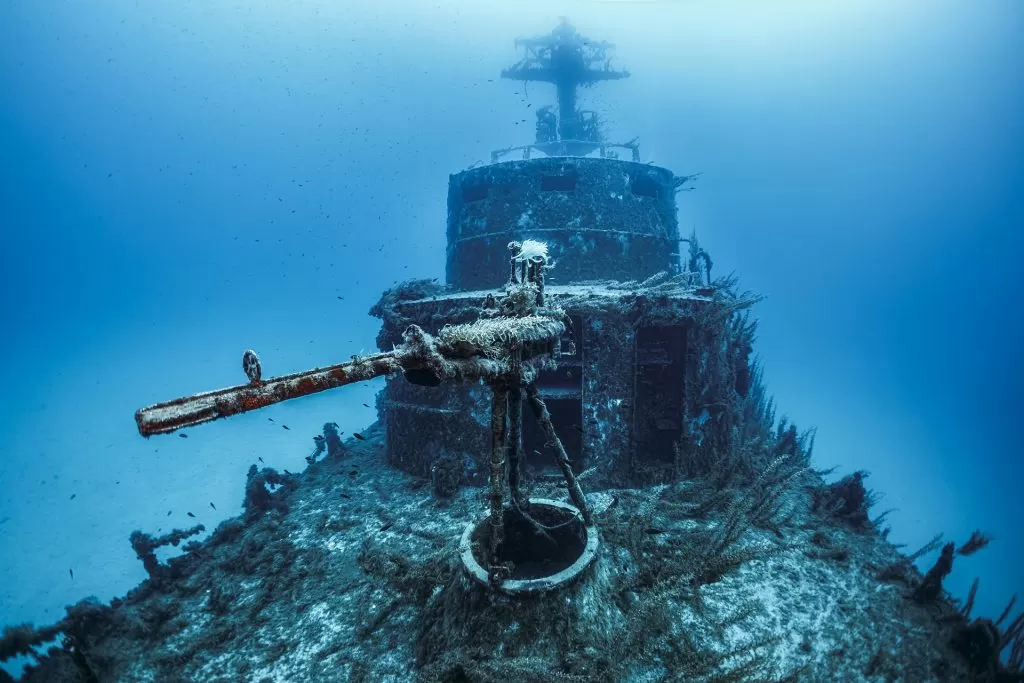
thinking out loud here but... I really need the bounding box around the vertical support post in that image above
[488,384,508,585]
[525,384,592,525]
[508,242,521,285]
[556,81,577,141]
[507,385,526,510]
[527,257,546,307]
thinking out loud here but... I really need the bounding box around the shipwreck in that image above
[2,19,1021,683]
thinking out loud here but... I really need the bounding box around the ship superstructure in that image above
[375,20,716,486]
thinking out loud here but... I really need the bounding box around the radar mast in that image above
[499,18,635,159]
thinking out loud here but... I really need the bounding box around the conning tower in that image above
[446,19,689,291]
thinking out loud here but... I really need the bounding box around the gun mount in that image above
[134,241,596,591]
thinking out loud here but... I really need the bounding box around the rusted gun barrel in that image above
[135,315,566,438]
[134,351,402,437]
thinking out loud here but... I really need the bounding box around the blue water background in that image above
[1,0,1021,670]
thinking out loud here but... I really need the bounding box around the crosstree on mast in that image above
[501,18,630,156]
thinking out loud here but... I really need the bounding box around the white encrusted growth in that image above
[514,239,549,264]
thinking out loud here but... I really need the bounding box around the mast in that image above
[501,18,630,157]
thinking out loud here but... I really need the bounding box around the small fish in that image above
[0,517,9,525]
[167,511,172,516]
[379,522,393,532]
[268,417,274,422]
[284,469,292,475]
[349,470,358,476]
[187,512,195,518]
[258,456,265,463]
[179,433,188,438]
[353,432,366,441]
[362,403,370,408]
[571,424,584,433]
[340,493,352,499]
[336,296,344,300]
[69,569,74,579]
[209,502,216,510]
[281,424,291,431]
[69,494,76,500]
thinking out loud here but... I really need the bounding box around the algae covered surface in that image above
[1,418,997,682]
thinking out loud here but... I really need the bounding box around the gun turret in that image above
[133,240,592,590]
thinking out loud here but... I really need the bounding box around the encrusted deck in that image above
[6,426,981,682]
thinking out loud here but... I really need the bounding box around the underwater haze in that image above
[1,0,1022,674]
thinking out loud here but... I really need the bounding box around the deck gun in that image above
[134,240,591,586]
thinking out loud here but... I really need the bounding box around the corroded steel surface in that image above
[135,352,403,437]
[135,316,566,438]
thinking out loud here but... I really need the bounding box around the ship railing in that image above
[489,138,641,163]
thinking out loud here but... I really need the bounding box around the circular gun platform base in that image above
[459,498,599,595]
